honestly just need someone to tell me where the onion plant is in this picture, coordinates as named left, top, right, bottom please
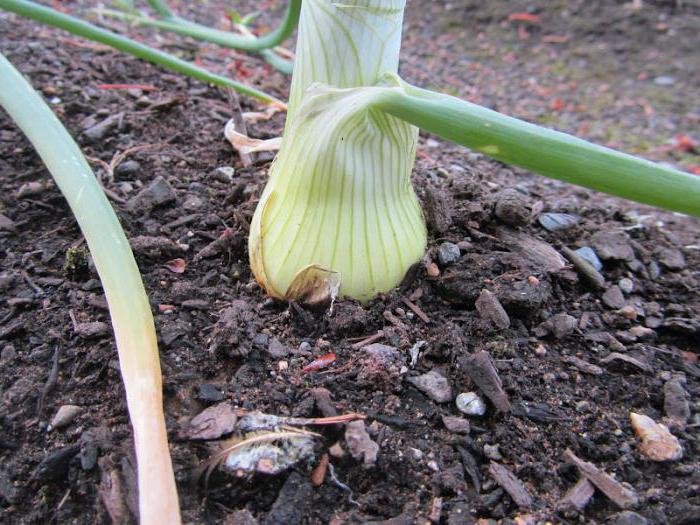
left=248, top=0, right=700, bottom=302
left=0, top=53, right=181, bottom=525
left=4, top=0, right=699, bottom=304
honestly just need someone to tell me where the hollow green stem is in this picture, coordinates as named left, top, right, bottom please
left=0, top=0, right=284, bottom=106
left=101, top=0, right=297, bottom=73
left=377, top=83, right=700, bottom=217
left=0, top=52, right=181, bottom=524
left=146, top=0, right=176, bottom=20
left=133, top=0, right=301, bottom=51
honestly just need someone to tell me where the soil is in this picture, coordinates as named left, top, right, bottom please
left=1, top=1, right=699, bottom=524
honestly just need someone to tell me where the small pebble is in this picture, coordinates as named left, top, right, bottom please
left=602, top=286, right=626, bottom=309
left=114, top=160, right=141, bottom=178
left=441, top=415, right=471, bottom=434
left=538, top=212, right=580, bottom=232
left=407, top=370, right=453, bottom=403
left=483, top=444, right=502, bottom=461
left=437, top=242, right=461, bottom=266
left=618, top=305, right=638, bottom=320
left=653, top=75, right=675, bottom=86
left=196, top=383, right=224, bottom=403
left=575, top=246, right=603, bottom=272
left=575, top=401, right=591, bottom=413
left=410, top=448, right=424, bottom=461
left=630, top=412, right=683, bottom=462
left=427, top=460, right=440, bottom=472
left=618, top=278, right=634, bottom=294
left=494, top=189, right=530, bottom=227
left=49, top=405, right=82, bottom=431
left=456, top=392, right=486, bottom=416
left=1, top=344, right=17, bottom=362
left=534, top=344, right=547, bottom=357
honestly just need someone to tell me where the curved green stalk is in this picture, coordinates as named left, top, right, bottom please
left=0, top=0, right=284, bottom=106
left=134, top=0, right=302, bottom=51
left=375, top=82, right=700, bottom=217
left=0, top=53, right=181, bottom=524
left=100, top=0, right=297, bottom=73
left=146, top=0, right=176, bottom=20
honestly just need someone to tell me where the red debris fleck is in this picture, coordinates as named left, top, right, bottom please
left=164, top=258, right=186, bottom=274
left=550, top=98, right=565, bottom=112
left=686, top=165, right=700, bottom=176
left=302, top=353, right=336, bottom=373
left=508, top=13, right=543, bottom=24
left=673, top=134, right=698, bottom=153
left=97, top=84, right=159, bottom=91
left=542, top=34, right=570, bottom=44
left=159, top=304, right=176, bottom=313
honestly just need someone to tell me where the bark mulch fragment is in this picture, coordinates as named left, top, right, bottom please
left=488, top=462, right=533, bottom=509
left=563, top=449, right=639, bottom=509
left=460, top=351, right=511, bottom=413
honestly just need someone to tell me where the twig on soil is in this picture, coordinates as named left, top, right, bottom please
left=350, top=330, right=385, bottom=349
left=401, top=297, right=430, bottom=323
left=36, top=346, right=61, bottom=418
left=21, top=270, right=44, bottom=295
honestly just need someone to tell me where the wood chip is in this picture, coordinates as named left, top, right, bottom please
left=460, top=351, right=511, bottom=413
left=456, top=446, right=481, bottom=493
left=488, top=462, right=533, bottom=509
left=311, top=453, right=329, bottom=486
left=600, top=352, right=653, bottom=373
left=561, top=355, right=604, bottom=375
left=557, top=477, right=595, bottom=511
left=185, top=402, right=237, bottom=440
left=563, top=449, right=639, bottom=509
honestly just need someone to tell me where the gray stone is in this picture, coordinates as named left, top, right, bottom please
left=0, top=213, right=16, bottom=233
left=345, top=421, right=378, bottom=466
left=441, top=415, right=470, bottom=434
left=183, top=195, right=205, bottom=211
left=196, top=383, right=224, bottom=403
left=549, top=313, right=577, bottom=339
left=613, top=511, right=648, bottom=525
left=114, top=160, right=141, bottom=179
left=590, top=231, right=634, bottom=261
left=407, top=370, right=453, bottom=403
left=455, top=392, right=487, bottom=416
left=657, top=248, right=686, bottom=271
left=664, top=379, right=690, bottom=426
left=267, top=337, right=290, bottom=358
left=574, top=246, right=603, bottom=272
left=602, top=286, right=626, bottom=309
left=128, top=176, right=176, bottom=211
left=653, top=75, right=675, bottom=86
left=538, top=212, right=580, bottom=232
left=484, top=444, right=503, bottom=461
left=1, top=345, right=16, bottom=362
left=437, top=242, right=461, bottom=266
left=618, top=278, right=634, bottom=294
left=49, top=405, right=82, bottom=430
left=82, top=113, right=122, bottom=142
left=494, top=189, right=530, bottom=227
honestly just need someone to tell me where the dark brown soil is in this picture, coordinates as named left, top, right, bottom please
left=1, top=1, right=699, bottom=524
